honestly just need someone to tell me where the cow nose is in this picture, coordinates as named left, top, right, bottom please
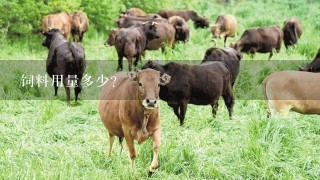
left=146, top=99, right=157, bottom=106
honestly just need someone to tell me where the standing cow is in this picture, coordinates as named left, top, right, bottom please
left=263, top=71, right=320, bottom=117
left=98, top=69, right=171, bottom=174
left=157, top=10, right=209, bottom=28
left=299, top=48, right=320, bottom=72
left=42, top=12, right=72, bottom=40
left=114, top=22, right=160, bottom=71
left=282, top=18, right=302, bottom=49
left=168, top=16, right=190, bottom=42
left=42, top=28, right=86, bottom=105
left=230, top=26, right=283, bottom=60
left=69, top=11, right=90, bottom=42
left=202, top=47, right=242, bottom=87
left=142, top=61, right=234, bottom=125
left=211, top=14, right=237, bottom=47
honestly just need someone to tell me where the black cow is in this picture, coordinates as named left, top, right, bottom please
left=299, top=48, right=320, bottom=72
left=202, top=47, right=242, bottom=87
left=157, top=10, right=209, bottom=28
left=283, top=18, right=302, bottom=49
left=142, top=61, right=234, bottom=125
left=42, top=28, right=86, bottom=105
left=114, top=22, right=160, bottom=71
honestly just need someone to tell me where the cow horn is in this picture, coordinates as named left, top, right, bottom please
left=142, top=21, right=148, bottom=25
left=298, top=66, right=303, bottom=71
left=48, top=27, right=52, bottom=31
left=175, top=25, right=182, bottom=29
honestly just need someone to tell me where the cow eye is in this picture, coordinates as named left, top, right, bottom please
left=138, top=82, right=143, bottom=86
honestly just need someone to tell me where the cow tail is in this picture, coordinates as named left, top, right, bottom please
left=262, top=75, right=271, bottom=117
left=69, top=42, right=85, bottom=73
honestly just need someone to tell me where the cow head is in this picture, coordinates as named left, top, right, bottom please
left=141, top=60, right=166, bottom=74
left=299, top=48, right=320, bottom=72
left=230, top=41, right=241, bottom=52
left=142, top=22, right=160, bottom=40
left=211, top=24, right=221, bottom=39
left=42, top=28, right=64, bottom=48
left=194, top=16, right=209, bottom=29
left=104, top=28, right=119, bottom=47
left=128, top=69, right=171, bottom=109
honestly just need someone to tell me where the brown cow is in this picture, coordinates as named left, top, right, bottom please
left=263, top=71, right=320, bottom=117
left=211, top=14, right=237, bottom=47
left=122, top=8, right=145, bottom=16
left=42, top=12, right=71, bottom=40
left=157, top=10, right=209, bottom=28
left=98, top=69, right=171, bottom=174
left=117, top=15, right=175, bottom=52
left=282, top=18, right=302, bottom=49
left=230, top=26, right=283, bottom=60
left=168, top=16, right=190, bottom=42
left=69, top=11, right=90, bottom=42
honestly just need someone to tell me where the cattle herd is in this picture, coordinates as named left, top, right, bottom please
left=40, top=7, right=320, bottom=175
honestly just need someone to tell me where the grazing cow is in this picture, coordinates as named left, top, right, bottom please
left=202, top=47, right=242, bottom=87
left=282, top=18, right=302, bottom=49
left=41, top=12, right=72, bottom=40
left=263, top=71, right=320, bottom=117
left=299, top=48, right=320, bottom=72
left=115, top=22, right=160, bottom=71
left=69, top=11, right=90, bottom=42
left=117, top=15, right=175, bottom=52
left=42, top=28, right=86, bottom=105
left=230, top=26, right=283, bottom=60
left=157, top=10, right=209, bottom=28
left=142, top=61, right=234, bottom=125
left=98, top=69, right=171, bottom=174
left=122, top=8, right=145, bottom=16
left=168, top=16, right=190, bottom=42
left=211, top=14, right=237, bottom=47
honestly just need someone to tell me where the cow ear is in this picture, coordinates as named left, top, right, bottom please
left=128, top=72, right=138, bottom=81
left=160, top=73, right=171, bottom=86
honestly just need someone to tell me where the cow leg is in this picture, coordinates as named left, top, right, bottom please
left=268, top=52, right=273, bottom=61
left=223, top=85, right=234, bottom=119
left=128, top=56, right=133, bottom=71
left=63, top=77, right=71, bottom=105
left=124, top=131, right=136, bottom=169
left=134, top=54, right=140, bottom=68
left=117, top=54, right=123, bottom=71
left=179, top=100, right=188, bottom=126
left=79, top=32, right=84, bottom=42
left=148, top=128, right=161, bottom=176
left=173, top=105, right=180, bottom=120
left=119, top=137, right=124, bottom=155
left=54, top=82, right=59, bottom=96
left=224, top=37, right=227, bottom=47
left=211, top=100, right=219, bottom=118
left=108, top=133, right=115, bottom=157
left=74, top=79, right=82, bottom=102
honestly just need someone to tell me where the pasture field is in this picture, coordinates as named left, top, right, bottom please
left=1, top=0, right=320, bottom=179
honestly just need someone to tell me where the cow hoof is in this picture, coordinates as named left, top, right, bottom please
left=148, top=165, right=159, bottom=177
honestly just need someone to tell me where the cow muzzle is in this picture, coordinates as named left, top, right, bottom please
left=143, top=98, right=158, bottom=109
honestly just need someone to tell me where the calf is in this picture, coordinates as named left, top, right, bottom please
left=157, top=10, right=209, bottom=28
left=115, top=22, right=160, bottom=71
left=168, top=16, right=190, bottom=42
left=42, top=12, right=71, bottom=40
left=142, top=61, right=234, bottom=125
left=211, top=14, right=237, bottom=47
left=202, top=47, right=242, bottom=87
left=283, top=18, right=302, bottom=49
left=230, top=26, right=283, bottom=60
left=299, top=48, right=320, bottom=72
left=263, top=71, right=320, bottom=117
left=98, top=69, right=171, bottom=174
left=69, top=11, right=90, bottom=42
left=42, top=28, right=86, bottom=105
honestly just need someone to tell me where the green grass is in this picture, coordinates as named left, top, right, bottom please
left=1, top=0, right=320, bottom=179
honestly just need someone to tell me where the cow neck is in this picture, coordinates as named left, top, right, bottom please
left=50, top=34, right=68, bottom=50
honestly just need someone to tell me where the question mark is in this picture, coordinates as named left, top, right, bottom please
left=111, top=76, right=116, bottom=87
